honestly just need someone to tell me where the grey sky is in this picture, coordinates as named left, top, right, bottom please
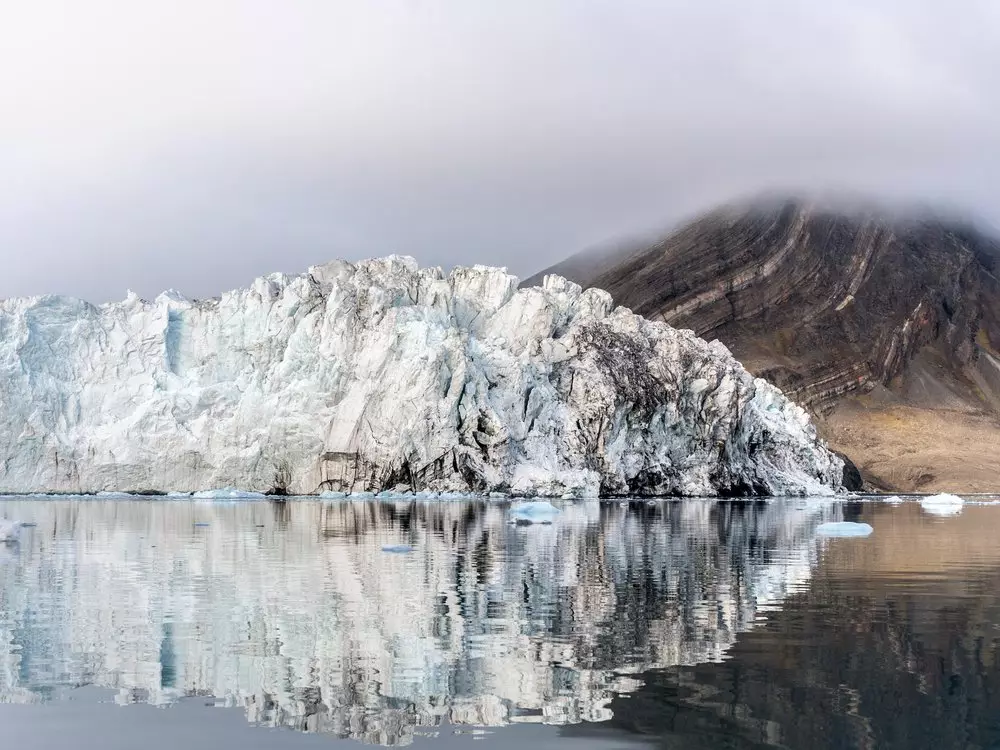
left=2, top=1, right=999, bottom=301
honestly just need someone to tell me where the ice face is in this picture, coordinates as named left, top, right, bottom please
left=0, top=257, right=843, bottom=496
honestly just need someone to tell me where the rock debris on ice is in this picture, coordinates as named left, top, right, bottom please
left=0, top=256, right=843, bottom=496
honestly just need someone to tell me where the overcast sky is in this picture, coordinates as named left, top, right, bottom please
left=2, top=1, right=999, bottom=301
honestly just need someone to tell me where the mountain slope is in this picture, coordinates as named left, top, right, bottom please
left=526, top=199, right=1000, bottom=492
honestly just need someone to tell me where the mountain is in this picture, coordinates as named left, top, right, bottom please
left=0, top=256, right=840, bottom=496
left=525, top=198, right=1000, bottom=492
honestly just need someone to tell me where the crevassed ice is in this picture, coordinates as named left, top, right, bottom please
left=0, top=256, right=842, bottom=496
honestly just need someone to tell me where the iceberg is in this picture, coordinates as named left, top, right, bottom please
left=510, top=500, right=562, bottom=524
left=920, top=493, right=964, bottom=517
left=191, top=489, right=267, bottom=500
left=816, top=521, right=873, bottom=537
left=380, top=544, right=415, bottom=554
left=0, top=520, right=23, bottom=542
left=0, top=257, right=842, bottom=497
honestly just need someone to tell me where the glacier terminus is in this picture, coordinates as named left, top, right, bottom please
left=0, top=257, right=843, bottom=496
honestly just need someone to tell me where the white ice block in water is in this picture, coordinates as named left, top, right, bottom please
left=920, top=493, right=964, bottom=517
left=816, top=521, right=873, bottom=537
left=192, top=488, right=267, bottom=499
left=381, top=544, right=415, bottom=554
left=0, top=520, right=23, bottom=542
left=510, top=501, right=562, bottom=524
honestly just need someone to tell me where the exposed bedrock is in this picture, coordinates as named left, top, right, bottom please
left=527, top=197, right=1000, bottom=492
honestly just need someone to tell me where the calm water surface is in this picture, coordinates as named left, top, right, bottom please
left=0, top=496, right=998, bottom=749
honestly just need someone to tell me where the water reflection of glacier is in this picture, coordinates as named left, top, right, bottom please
left=0, top=498, right=839, bottom=745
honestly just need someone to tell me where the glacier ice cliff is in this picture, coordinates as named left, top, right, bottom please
left=0, top=256, right=842, bottom=495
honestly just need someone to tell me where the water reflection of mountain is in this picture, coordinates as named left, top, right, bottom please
left=0, top=498, right=838, bottom=745
left=576, top=503, right=1000, bottom=750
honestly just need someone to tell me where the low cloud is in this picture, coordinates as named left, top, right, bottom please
left=1, top=1, right=998, bottom=300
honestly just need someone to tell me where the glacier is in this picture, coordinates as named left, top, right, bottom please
left=0, top=256, right=842, bottom=496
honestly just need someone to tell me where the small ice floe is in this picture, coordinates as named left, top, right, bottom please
left=816, top=521, right=874, bottom=538
left=882, top=495, right=905, bottom=505
left=0, top=520, right=24, bottom=542
left=381, top=544, right=414, bottom=554
left=920, top=493, right=964, bottom=517
left=509, top=501, right=561, bottom=524
left=192, top=488, right=266, bottom=499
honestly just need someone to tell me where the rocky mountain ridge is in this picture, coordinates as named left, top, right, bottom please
left=527, top=198, right=1000, bottom=492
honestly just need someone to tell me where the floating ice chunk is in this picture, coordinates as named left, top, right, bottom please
left=167, top=491, right=192, bottom=497
left=920, top=493, right=964, bottom=517
left=510, top=501, right=561, bottom=524
left=319, top=491, right=347, bottom=499
left=0, top=520, right=23, bottom=542
left=882, top=495, right=905, bottom=505
left=816, top=521, right=873, bottom=537
left=192, top=488, right=267, bottom=499
left=381, top=544, right=414, bottom=554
